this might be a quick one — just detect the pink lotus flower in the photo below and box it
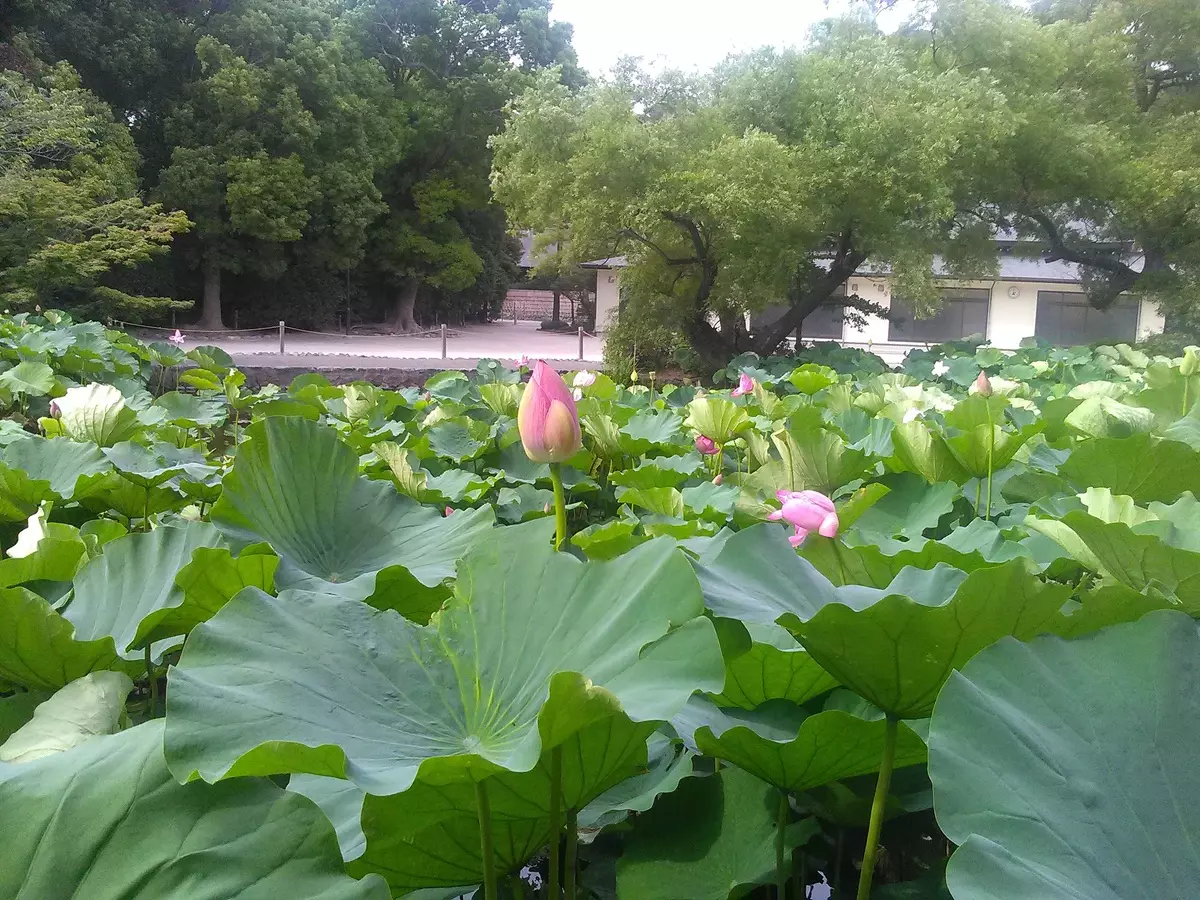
[974,371,992,396]
[695,435,719,455]
[712,473,723,486]
[515,355,530,369]
[168,329,186,346]
[445,507,454,517]
[518,360,582,463]
[731,372,755,398]
[769,490,839,547]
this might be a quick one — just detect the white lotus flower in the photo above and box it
[573,370,597,388]
[8,509,45,559]
[932,360,950,377]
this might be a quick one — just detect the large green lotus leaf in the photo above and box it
[0,721,389,900]
[1063,394,1156,438]
[1061,433,1200,503]
[673,695,927,794]
[64,522,224,661]
[696,525,1068,718]
[745,424,870,498]
[622,408,686,453]
[1048,583,1177,639]
[610,453,703,490]
[694,523,966,628]
[152,391,228,427]
[941,396,1044,477]
[615,766,818,900]
[0,690,51,742]
[103,440,215,488]
[0,671,131,763]
[166,522,723,795]
[0,587,136,690]
[51,383,140,446]
[578,734,695,836]
[0,522,88,588]
[2,436,111,498]
[713,622,838,709]
[846,475,957,547]
[930,611,1200,900]
[1059,511,1200,609]
[136,545,279,647]
[0,360,56,396]
[211,417,494,606]
[1140,492,1200,551]
[889,420,971,484]
[349,715,656,893]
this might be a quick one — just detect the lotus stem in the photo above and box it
[548,746,562,896]
[985,401,995,519]
[145,646,158,718]
[549,463,568,550]
[475,780,498,900]
[856,716,899,900]
[776,789,789,899]
[564,807,578,900]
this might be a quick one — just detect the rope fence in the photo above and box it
[116,320,600,361]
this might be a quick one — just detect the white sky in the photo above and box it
[549,0,915,75]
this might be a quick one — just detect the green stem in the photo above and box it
[564,807,578,900]
[776,789,789,900]
[1184,379,1190,418]
[145,646,158,718]
[476,780,498,900]
[985,402,995,519]
[549,463,568,551]
[856,717,899,900]
[974,481,981,519]
[548,747,562,897]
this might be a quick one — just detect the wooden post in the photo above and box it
[578,327,584,361]
[441,324,448,360]
[278,321,285,355]
[513,306,518,326]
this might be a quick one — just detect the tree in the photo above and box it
[901,0,1200,318]
[493,39,1006,372]
[347,0,582,332]
[156,0,403,329]
[0,64,190,317]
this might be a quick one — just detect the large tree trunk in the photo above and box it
[390,278,419,333]
[551,290,562,323]
[198,259,225,331]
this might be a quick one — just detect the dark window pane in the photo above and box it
[889,289,990,343]
[1035,292,1139,345]
[802,303,845,340]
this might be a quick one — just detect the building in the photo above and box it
[581,247,1165,363]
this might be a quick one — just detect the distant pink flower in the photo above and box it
[518,360,582,463]
[695,435,719,455]
[712,473,723,485]
[975,371,993,396]
[769,490,839,547]
[516,355,530,369]
[168,329,186,346]
[445,507,454,517]
[731,372,755,398]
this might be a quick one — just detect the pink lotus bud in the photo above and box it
[544,503,553,514]
[768,490,839,547]
[695,435,719,455]
[731,372,756,398]
[975,371,992,396]
[518,360,582,463]
[48,400,61,419]
[444,507,454,517]
[712,474,723,485]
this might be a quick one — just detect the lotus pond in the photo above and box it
[0,311,1198,900]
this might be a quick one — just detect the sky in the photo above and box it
[549,0,915,76]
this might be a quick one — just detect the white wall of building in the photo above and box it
[587,267,1165,355]
[594,269,620,332]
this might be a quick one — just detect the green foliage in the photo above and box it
[0,67,190,318]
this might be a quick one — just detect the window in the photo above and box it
[801,301,845,340]
[1034,292,1140,345]
[750,302,845,341]
[888,288,990,343]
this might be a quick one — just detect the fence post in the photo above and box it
[578,327,584,361]
[278,321,285,355]
[441,324,448,360]
[513,307,518,326]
